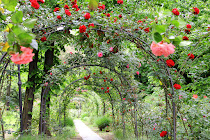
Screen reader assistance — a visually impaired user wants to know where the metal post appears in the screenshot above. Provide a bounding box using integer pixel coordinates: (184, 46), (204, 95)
(164, 61), (176, 140)
(18, 64), (23, 133)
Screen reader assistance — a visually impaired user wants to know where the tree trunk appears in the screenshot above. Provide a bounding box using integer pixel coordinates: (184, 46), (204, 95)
(0, 110), (5, 140)
(103, 101), (105, 115)
(22, 51), (38, 132)
(39, 48), (54, 136)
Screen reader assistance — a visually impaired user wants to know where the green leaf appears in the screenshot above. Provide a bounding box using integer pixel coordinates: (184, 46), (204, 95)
(0, 12), (6, 20)
(153, 32), (162, 43)
(171, 20), (179, 28)
(23, 18), (37, 28)
(28, 98), (32, 101)
(155, 25), (167, 33)
(164, 37), (170, 43)
(17, 33), (34, 46)
(178, 19), (186, 28)
(179, 41), (192, 46)
(89, 0), (98, 11)
(28, 111), (32, 115)
(172, 36), (182, 46)
(11, 11), (23, 23)
(163, 9), (172, 16)
(2, 0), (17, 11)
(12, 25), (25, 36)
(7, 32), (15, 46)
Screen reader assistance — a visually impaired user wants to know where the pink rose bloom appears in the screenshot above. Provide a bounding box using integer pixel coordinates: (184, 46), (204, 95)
(183, 118), (187, 121)
(70, 52), (73, 54)
(44, 82), (48, 86)
(193, 94), (198, 99)
(150, 41), (175, 57)
(98, 52), (103, 57)
(137, 62), (141, 68)
(126, 64), (129, 68)
(136, 71), (140, 75)
(179, 95), (183, 99)
(10, 46), (34, 64)
(76, 88), (81, 91)
(109, 47), (113, 52)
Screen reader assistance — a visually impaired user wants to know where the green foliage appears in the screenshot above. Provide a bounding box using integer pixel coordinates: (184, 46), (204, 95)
(81, 113), (89, 119)
(153, 32), (162, 43)
(23, 18), (37, 29)
(11, 11), (23, 23)
(2, 0), (17, 11)
(95, 116), (111, 131)
(17, 127), (76, 140)
(64, 117), (74, 127)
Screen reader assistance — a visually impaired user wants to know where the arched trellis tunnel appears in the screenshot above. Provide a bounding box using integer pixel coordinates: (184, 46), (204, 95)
(1, 1), (204, 139)
(42, 62), (141, 138)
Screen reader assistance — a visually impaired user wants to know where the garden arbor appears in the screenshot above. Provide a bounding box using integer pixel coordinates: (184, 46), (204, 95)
(0, 0), (209, 140)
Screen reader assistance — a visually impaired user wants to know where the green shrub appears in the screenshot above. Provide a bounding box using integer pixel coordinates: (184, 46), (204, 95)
(81, 113), (89, 119)
(64, 117), (74, 127)
(18, 135), (47, 140)
(95, 116), (111, 131)
(56, 126), (76, 139)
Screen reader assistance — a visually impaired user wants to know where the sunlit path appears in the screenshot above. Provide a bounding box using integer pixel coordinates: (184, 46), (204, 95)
(74, 120), (104, 140)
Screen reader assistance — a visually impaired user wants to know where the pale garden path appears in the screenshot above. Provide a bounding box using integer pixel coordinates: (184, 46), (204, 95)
(74, 120), (104, 140)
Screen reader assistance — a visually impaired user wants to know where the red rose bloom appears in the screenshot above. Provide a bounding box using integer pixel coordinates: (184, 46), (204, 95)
(182, 36), (189, 40)
(64, 4), (69, 9)
(30, 0), (40, 9)
(88, 23), (94, 27)
(166, 59), (175, 67)
(107, 13), (110, 17)
(53, 7), (60, 12)
(138, 20), (143, 24)
(98, 4), (105, 10)
(193, 7), (199, 15)
(72, 4), (79, 11)
(37, 0), (44, 3)
(119, 15), (122, 18)
(79, 25), (86, 33)
(85, 33), (89, 38)
(188, 53), (195, 59)
(117, 0), (123, 4)
(71, 0), (77, 5)
(185, 29), (190, 34)
(172, 8), (179, 16)
(101, 87), (104, 90)
(65, 9), (71, 16)
(160, 131), (167, 137)
(110, 78), (113, 81)
(41, 36), (46, 42)
(174, 84), (181, 89)
(186, 24), (191, 29)
(57, 15), (62, 20)
(144, 27), (150, 33)
(84, 13), (91, 20)
(72, 4), (78, 8)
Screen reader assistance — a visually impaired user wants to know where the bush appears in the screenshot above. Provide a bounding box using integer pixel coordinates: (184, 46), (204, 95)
(64, 117), (74, 127)
(81, 113), (89, 120)
(56, 126), (76, 139)
(95, 116), (111, 131)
